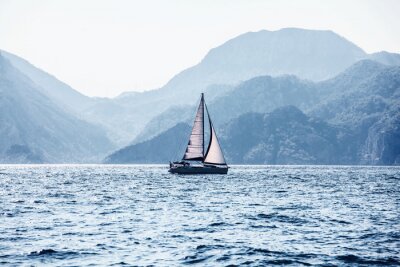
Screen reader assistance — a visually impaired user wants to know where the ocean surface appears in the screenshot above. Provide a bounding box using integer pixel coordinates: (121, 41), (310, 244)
(0, 165), (399, 266)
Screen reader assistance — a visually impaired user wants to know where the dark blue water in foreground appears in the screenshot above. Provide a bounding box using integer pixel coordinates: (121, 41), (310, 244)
(0, 165), (399, 266)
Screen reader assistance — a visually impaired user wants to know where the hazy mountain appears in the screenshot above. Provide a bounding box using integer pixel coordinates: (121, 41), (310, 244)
(84, 28), (392, 145)
(128, 30), (400, 145)
(159, 28), (366, 102)
(131, 105), (194, 144)
(131, 83), (233, 144)
(309, 60), (395, 125)
(369, 51), (400, 66)
(208, 75), (319, 127)
(2, 28), (400, 163)
(310, 60), (400, 164)
(0, 53), (114, 163)
(220, 106), (355, 164)
(106, 107), (355, 164)
(1, 50), (94, 114)
(136, 60), (399, 143)
(0, 50), (159, 146)
(363, 105), (400, 165)
(107, 60), (400, 165)
(134, 75), (318, 143)
(104, 123), (191, 164)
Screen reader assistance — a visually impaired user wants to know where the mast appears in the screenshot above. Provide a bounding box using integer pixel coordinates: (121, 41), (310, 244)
(202, 93), (204, 158)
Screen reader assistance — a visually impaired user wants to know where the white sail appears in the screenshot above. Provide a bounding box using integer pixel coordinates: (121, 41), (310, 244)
(204, 110), (227, 165)
(183, 94), (204, 160)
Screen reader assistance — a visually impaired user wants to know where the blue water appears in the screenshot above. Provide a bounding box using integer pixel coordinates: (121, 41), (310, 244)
(0, 165), (399, 266)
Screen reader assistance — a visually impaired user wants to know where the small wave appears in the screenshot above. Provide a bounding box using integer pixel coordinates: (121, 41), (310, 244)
(274, 190), (287, 193)
(246, 248), (285, 256)
(1, 236), (26, 242)
(359, 232), (381, 239)
(47, 192), (74, 198)
(182, 254), (213, 264)
(181, 244), (234, 264)
(99, 222), (113, 226)
(216, 255), (230, 262)
(28, 249), (58, 256)
(264, 259), (295, 264)
(96, 243), (121, 250)
(28, 249), (80, 259)
(330, 218), (352, 225)
(263, 259), (312, 265)
(336, 254), (400, 265)
(182, 188), (199, 192)
(62, 232), (77, 236)
(250, 224), (278, 229)
(103, 195), (115, 201)
(248, 203), (263, 206)
(288, 175), (303, 180)
(34, 226), (53, 231)
(245, 247), (318, 259)
(110, 262), (130, 266)
(274, 204), (312, 211)
(171, 234), (185, 238)
(388, 232), (400, 239)
(254, 213), (308, 224)
(208, 222), (231, 227)
(190, 227), (215, 233)
(99, 210), (119, 215)
(196, 244), (229, 251)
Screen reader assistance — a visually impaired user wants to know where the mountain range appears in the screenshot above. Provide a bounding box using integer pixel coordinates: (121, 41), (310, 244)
(1, 28), (399, 164)
(0, 53), (113, 163)
(107, 60), (400, 165)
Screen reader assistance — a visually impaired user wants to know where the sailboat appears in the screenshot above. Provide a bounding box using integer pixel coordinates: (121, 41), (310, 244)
(169, 93), (228, 174)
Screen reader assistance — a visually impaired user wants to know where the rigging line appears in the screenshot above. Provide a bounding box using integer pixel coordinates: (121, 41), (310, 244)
(204, 102), (213, 160)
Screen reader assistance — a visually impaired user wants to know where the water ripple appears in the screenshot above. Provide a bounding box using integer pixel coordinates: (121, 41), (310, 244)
(0, 165), (399, 266)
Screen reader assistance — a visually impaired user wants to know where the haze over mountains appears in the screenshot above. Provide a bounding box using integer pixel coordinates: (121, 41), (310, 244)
(1, 28), (399, 164)
(0, 54), (113, 163)
(106, 60), (400, 165)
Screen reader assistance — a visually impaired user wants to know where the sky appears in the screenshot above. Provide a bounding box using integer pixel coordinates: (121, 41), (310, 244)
(1, 0), (400, 97)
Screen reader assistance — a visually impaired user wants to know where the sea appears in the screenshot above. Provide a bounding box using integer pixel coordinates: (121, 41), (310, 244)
(0, 165), (399, 266)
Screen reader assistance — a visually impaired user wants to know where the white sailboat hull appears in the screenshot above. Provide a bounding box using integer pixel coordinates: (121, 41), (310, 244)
(169, 165), (228, 174)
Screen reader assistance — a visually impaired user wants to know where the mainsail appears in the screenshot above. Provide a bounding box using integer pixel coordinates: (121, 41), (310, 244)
(183, 94), (204, 161)
(204, 104), (227, 165)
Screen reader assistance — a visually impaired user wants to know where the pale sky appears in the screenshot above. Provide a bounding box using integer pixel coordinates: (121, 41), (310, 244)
(1, 0), (399, 97)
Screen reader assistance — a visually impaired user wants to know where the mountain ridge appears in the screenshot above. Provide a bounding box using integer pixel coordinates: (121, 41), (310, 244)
(106, 59), (400, 165)
(1, 28), (400, 163)
(1, 50), (94, 114)
(0, 53), (114, 163)
(79, 28), (398, 146)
